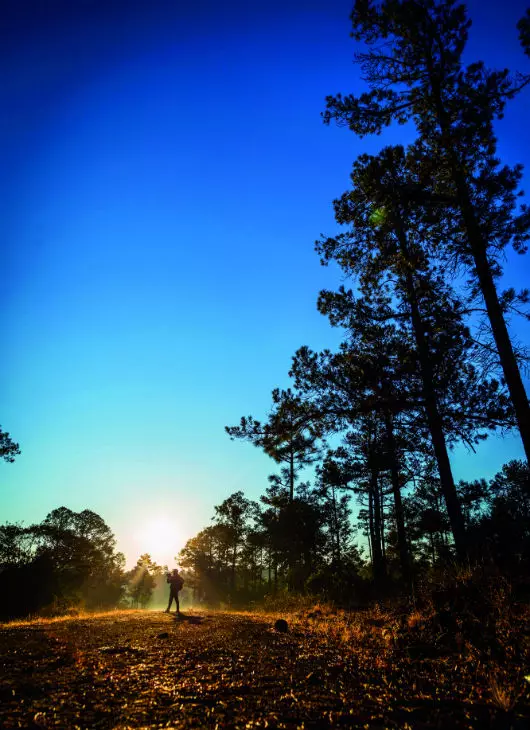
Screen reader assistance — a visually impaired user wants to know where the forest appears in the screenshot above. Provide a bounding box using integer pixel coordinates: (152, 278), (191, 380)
(0, 507), (171, 620)
(1, 0), (530, 621)
(180, 0), (530, 608)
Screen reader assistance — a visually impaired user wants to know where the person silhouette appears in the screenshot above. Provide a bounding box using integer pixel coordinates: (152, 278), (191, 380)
(165, 568), (184, 614)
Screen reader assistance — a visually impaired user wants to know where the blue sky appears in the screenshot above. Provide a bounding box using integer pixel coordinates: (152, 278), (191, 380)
(1, 0), (529, 568)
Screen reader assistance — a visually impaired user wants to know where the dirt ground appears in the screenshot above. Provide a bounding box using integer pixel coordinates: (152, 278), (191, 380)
(0, 609), (528, 729)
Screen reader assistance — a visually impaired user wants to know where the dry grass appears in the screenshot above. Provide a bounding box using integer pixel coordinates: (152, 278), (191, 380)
(2, 601), (530, 728)
(489, 670), (526, 712)
(5, 608), (147, 628)
(240, 600), (401, 660)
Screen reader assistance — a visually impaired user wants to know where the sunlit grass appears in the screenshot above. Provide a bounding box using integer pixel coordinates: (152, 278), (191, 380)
(489, 670), (525, 712)
(5, 608), (148, 628)
(4, 599), (530, 720)
(234, 600), (396, 652)
(4, 606), (211, 628)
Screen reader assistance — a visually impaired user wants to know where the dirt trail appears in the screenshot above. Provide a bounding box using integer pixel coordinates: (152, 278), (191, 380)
(0, 609), (527, 729)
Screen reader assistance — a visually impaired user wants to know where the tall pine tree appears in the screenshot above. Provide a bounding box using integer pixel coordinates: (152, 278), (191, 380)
(324, 0), (530, 463)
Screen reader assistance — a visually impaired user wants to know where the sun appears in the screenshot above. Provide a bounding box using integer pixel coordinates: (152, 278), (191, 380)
(136, 516), (180, 568)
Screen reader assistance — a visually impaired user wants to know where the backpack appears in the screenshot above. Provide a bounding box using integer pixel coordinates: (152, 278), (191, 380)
(168, 571), (184, 591)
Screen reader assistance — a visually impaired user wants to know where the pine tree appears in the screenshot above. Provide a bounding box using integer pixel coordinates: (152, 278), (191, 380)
(226, 389), (320, 503)
(0, 427), (20, 463)
(213, 491), (254, 591)
(518, 8), (530, 58)
(317, 145), (515, 557)
(290, 316), (416, 585)
(324, 0), (530, 463)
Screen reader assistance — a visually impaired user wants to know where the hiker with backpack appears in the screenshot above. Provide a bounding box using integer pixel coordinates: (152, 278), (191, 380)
(165, 568), (184, 614)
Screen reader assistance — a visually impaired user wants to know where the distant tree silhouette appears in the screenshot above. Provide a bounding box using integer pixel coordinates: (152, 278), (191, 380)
(0, 508), (126, 619)
(213, 491), (254, 591)
(404, 461), (451, 566)
(256, 478), (288, 594)
(518, 8), (530, 57)
(0, 523), (36, 566)
(0, 426), (20, 463)
(179, 523), (242, 604)
(126, 554), (163, 608)
(464, 460), (530, 569)
(180, 479), (352, 603)
(178, 528), (215, 603)
(314, 462), (354, 571)
(226, 388), (320, 503)
(226, 390), (324, 589)
(267, 481), (326, 592)
(310, 461), (363, 601)
(290, 316), (416, 586)
(319, 427), (396, 589)
(456, 478), (490, 529)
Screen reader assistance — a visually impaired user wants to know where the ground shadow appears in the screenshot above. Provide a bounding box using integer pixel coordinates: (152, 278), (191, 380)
(172, 613), (204, 625)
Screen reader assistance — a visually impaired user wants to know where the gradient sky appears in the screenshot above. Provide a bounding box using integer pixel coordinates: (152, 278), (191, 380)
(1, 0), (529, 568)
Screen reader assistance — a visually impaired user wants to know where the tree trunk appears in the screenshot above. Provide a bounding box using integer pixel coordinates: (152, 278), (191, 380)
(289, 443), (295, 503)
(430, 532), (436, 564)
(395, 221), (468, 559)
(384, 413), (412, 589)
(231, 542), (237, 590)
(379, 477), (386, 563)
(367, 500), (374, 565)
(332, 484), (341, 564)
(458, 193), (530, 465)
(429, 73), (530, 465)
(370, 466), (386, 587)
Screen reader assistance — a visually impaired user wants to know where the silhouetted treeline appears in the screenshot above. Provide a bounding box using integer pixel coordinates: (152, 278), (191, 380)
(126, 553), (165, 608)
(179, 460), (530, 606)
(179, 488), (364, 605)
(0, 508), (126, 619)
(183, 0), (530, 604)
(0, 508), (167, 620)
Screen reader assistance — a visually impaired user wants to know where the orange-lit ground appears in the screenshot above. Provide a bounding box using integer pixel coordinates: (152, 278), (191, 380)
(1, 607), (529, 728)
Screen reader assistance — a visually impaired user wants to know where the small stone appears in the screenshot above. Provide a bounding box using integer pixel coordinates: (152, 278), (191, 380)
(274, 619), (288, 633)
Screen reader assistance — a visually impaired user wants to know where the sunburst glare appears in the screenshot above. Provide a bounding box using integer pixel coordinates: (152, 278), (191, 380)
(135, 516), (180, 568)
